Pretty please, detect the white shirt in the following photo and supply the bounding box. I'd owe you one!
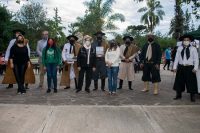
[62,43,76,63]
[105,47,120,67]
[36,39,47,57]
[173,45,199,71]
[5,39,30,61]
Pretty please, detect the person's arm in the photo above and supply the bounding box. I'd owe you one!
[42,48,46,66]
[139,45,146,64]
[9,45,15,68]
[193,48,199,71]
[119,45,125,60]
[156,44,162,65]
[173,48,180,70]
[77,47,81,67]
[36,41,42,57]
[105,49,109,63]
[62,45,67,62]
[111,47,121,64]
[57,48,62,66]
[27,44,31,57]
[5,40,15,62]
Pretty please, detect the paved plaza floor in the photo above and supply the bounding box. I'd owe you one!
[0,69,200,133]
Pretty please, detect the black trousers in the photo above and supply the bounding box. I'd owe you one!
[13,64,27,93]
[164,59,170,69]
[77,67,93,90]
[173,65,198,94]
[142,63,161,83]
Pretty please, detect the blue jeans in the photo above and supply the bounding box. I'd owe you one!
[107,66,119,92]
[46,63,57,89]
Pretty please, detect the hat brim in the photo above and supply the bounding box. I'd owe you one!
[179,34,194,41]
[123,36,134,41]
[94,32,106,36]
[12,29,25,35]
[67,35,78,41]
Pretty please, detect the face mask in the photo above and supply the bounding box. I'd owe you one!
[110,43,116,48]
[85,41,91,46]
[148,38,154,42]
[125,41,131,45]
[69,40,75,45]
[48,40,54,47]
[183,41,190,46]
[97,36,102,41]
[17,40,24,44]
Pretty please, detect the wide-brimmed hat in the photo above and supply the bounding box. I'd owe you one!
[83,35,92,41]
[123,35,134,41]
[67,35,78,41]
[94,31,106,36]
[179,34,194,41]
[12,29,25,35]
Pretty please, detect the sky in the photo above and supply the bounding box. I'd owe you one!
[1,0,199,38]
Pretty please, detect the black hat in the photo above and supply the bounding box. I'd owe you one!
[12,29,25,35]
[94,31,106,36]
[179,34,194,41]
[67,35,78,41]
[123,35,134,41]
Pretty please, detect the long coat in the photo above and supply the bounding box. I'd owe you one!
[2,60,35,84]
[60,43,81,86]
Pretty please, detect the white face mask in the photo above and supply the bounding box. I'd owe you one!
[183,41,190,46]
[84,41,91,46]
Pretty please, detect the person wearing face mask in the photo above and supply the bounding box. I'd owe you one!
[117,36,139,90]
[140,33,161,95]
[76,35,96,93]
[36,31,49,89]
[92,31,109,92]
[42,38,62,93]
[9,35,31,94]
[2,29,31,89]
[105,40,120,95]
[173,34,199,102]
[60,35,81,90]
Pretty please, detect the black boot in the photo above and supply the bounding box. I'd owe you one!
[6,84,13,89]
[117,80,123,90]
[25,83,29,89]
[190,93,195,102]
[173,92,182,100]
[54,88,57,93]
[93,80,98,91]
[128,81,133,90]
[74,78,78,90]
[46,89,51,93]
[101,78,105,91]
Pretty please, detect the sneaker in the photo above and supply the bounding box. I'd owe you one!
[76,89,81,93]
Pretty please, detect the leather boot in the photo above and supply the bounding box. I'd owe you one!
[93,80,98,91]
[117,80,123,89]
[141,82,149,92]
[190,93,195,102]
[128,81,133,90]
[101,78,105,91]
[153,83,158,95]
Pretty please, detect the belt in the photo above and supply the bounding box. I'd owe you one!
[121,60,132,63]
[145,61,154,64]
[179,64,193,67]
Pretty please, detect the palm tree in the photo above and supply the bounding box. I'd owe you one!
[137,0,165,32]
[71,0,125,35]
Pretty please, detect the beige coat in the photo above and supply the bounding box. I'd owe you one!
[2,60,35,84]
[60,43,81,86]
[118,44,139,81]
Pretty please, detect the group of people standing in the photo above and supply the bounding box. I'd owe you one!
[1,29,199,102]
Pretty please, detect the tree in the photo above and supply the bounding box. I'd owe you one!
[183,9,191,32]
[15,2,47,50]
[46,8,66,46]
[126,25,147,37]
[70,0,125,36]
[169,0,185,40]
[137,0,165,32]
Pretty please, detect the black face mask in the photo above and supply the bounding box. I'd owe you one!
[125,41,131,45]
[17,40,24,44]
[148,38,154,42]
[97,37,102,41]
[110,43,116,48]
[69,40,75,45]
